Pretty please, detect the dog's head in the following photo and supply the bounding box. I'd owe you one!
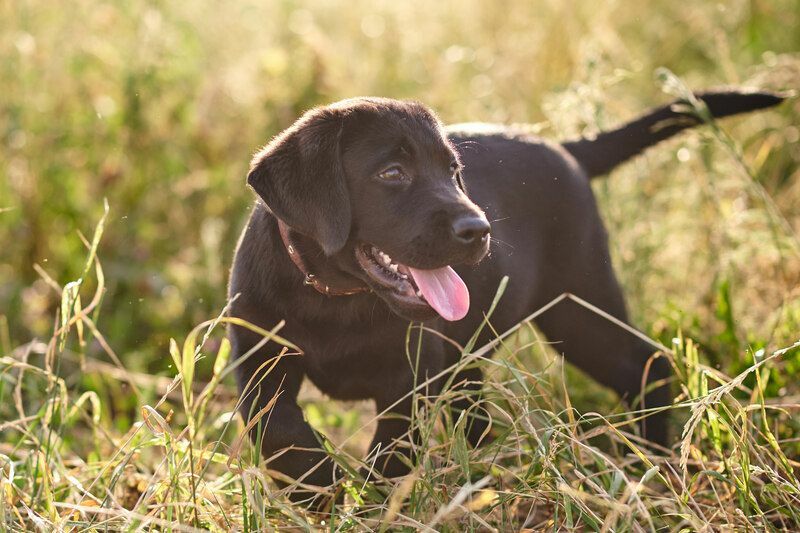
[247,97,490,321]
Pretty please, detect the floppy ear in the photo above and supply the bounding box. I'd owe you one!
[247,108,351,256]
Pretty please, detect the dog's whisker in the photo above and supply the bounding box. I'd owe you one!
[490,237,514,249]
[452,139,485,153]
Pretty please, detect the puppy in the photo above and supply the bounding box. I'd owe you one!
[228,90,783,501]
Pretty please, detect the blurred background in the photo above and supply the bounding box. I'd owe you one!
[2,0,799,393]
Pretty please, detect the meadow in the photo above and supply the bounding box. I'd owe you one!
[1,0,800,530]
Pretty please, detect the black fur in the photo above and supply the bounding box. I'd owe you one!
[228,90,784,505]
[562,90,785,177]
[247,107,352,255]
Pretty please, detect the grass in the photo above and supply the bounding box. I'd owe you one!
[2,0,800,530]
[2,217,800,530]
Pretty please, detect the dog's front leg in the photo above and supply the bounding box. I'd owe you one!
[233,332,338,504]
[368,394,416,478]
[449,364,492,447]
[367,348,444,480]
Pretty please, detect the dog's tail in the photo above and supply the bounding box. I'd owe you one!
[562,89,786,179]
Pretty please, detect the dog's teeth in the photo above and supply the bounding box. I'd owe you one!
[388,263,398,273]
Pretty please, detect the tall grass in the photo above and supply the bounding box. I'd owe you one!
[2,212,800,530]
[2,0,800,530]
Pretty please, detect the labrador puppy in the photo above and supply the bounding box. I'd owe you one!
[228,90,783,502]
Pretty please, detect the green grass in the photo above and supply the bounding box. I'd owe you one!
[2,0,800,530]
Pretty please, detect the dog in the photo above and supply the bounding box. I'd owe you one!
[228,89,783,502]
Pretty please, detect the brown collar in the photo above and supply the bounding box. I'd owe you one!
[276,219,370,297]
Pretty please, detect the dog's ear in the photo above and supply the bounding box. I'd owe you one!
[247,108,351,256]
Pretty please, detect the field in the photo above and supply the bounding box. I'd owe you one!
[2,0,800,530]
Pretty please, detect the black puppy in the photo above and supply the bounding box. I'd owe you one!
[228,90,783,499]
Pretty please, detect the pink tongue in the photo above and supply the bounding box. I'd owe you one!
[407,266,470,321]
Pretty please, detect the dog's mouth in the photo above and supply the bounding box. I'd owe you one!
[354,244,470,321]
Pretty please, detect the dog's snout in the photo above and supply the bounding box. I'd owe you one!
[452,214,490,245]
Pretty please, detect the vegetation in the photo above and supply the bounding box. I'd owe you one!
[2,0,799,530]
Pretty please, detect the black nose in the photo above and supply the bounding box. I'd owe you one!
[452,214,490,244]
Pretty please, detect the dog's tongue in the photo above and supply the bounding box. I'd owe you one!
[407,266,469,321]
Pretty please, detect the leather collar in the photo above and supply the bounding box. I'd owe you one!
[276,219,370,297]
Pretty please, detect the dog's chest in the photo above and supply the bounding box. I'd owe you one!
[295,320,440,402]
[303,350,389,400]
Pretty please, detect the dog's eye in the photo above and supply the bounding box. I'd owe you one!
[377,166,406,182]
